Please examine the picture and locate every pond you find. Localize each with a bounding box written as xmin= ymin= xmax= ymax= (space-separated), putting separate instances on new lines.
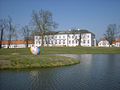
xmin=0 ymin=54 xmax=120 ymax=90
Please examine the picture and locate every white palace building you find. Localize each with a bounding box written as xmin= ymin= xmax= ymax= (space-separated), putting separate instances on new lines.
xmin=34 ymin=30 xmax=96 ymax=47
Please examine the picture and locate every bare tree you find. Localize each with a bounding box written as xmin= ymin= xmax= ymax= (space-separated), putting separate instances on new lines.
xmin=6 ymin=16 xmax=16 ymax=48
xmin=104 ymin=24 xmax=117 ymax=45
xmin=115 ymin=25 xmax=120 ymax=40
xmin=0 ymin=19 xmax=6 ymax=48
xmin=32 ymin=9 xmax=57 ymax=46
xmin=22 ymin=25 xmax=31 ymax=48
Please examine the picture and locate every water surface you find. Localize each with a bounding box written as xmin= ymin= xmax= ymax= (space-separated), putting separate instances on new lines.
xmin=0 ymin=54 xmax=120 ymax=90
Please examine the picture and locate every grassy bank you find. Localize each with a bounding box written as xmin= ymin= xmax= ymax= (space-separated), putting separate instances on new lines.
xmin=0 ymin=54 xmax=79 ymax=69
xmin=44 ymin=47 xmax=120 ymax=54
xmin=0 ymin=46 xmax=120 ymax=69
xmin=0 ymin=47 xmax=81 ymax=69
xmin=0 ymin=47 xmax=120 ymax=55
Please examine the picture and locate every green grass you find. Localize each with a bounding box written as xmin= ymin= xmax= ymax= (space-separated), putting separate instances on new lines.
xmin=0 ymin=46 xmax=120 ymax=69
xmin=0 ymin=47 xmax=81 ymax=69
xmin=43 ymin=47 xmax=120 ymax=54
xmin=0 ymin=55 xmax=79 ymax=69
xmin=0 ymin=47 xmax=120 ymax=55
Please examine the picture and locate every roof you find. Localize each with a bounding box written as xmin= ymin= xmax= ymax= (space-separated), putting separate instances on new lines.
xmin=55 ymin=30 xmax=95 ymax=35
xmin=34 ymin=29 xmax=95 ymax=36
xmin=112 ymin=39 xmax=120 ymax=44
xmin=0 ymin=40 xmax=33 ymax=45
xmin=99 ymin=39 xmax=109 ymax=42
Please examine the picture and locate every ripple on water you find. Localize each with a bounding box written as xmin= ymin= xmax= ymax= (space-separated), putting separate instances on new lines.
xmin=0 ymin=54 xmax=120 ymax=90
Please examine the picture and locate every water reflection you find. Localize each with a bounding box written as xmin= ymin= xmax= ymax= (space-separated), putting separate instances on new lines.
xmin=0 ymin=54 xmax=120 ymax=90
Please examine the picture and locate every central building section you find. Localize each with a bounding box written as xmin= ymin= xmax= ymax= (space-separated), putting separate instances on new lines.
xmin=34 ymin=30 xmax=96 ymax=47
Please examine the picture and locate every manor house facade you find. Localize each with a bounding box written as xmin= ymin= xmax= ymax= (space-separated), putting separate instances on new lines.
xmin=34 ymin=30 xmax=96 ymax=47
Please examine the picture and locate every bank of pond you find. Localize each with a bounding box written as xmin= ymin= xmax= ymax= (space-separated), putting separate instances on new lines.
xmin=0 ymin=55 xmax=80 ymax=70
xmin=0 ymin=47 xmax=120 ymax=70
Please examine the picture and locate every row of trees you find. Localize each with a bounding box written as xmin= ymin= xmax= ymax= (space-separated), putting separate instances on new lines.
xmin=0 ymin=16 xmax=16 ymax=48
xmin=0 ymin=9 xmax=119 ymax=48
xmin=104 ymin=24 xmax=120 ymax=45
xmin=0 ymin=9 xmax=57 ymax=49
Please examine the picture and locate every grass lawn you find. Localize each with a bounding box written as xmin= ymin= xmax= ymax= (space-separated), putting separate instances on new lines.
xmin=43 ymin=46 xmax=120 ymax=54
xmin=0 ymin=46 xmax=120 ymax=55
xmin=0 ymin=54 xmax=79 ymax=69
xmin=0 ymin=46 xmax=120 ymax=69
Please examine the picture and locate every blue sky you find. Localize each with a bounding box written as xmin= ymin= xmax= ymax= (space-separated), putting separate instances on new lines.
xmin=0 ymin=0 xmax=120 ymax=40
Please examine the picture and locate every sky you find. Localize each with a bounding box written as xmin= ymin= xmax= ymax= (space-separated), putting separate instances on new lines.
xmin=0 ymin=0 xmax=120 ymax=40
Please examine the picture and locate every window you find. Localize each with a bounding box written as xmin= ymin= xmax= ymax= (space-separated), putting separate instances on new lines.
xmin=69 ymin=40 xmax=71 ymax=44
xmin=14 ymin=45 xmax=17 ymax=48
xmin=72 ymin=36 xmax=74 ymax=39
xmin=36 ymin=36 xmax=38 ymax=39
xmin=75 ymin=36 xmax=77 ymax=39
xmin=63 ymin=36 xmax=65 ymax=38
xmin=63 ymin=40 xmax=65 ymax=44
xmin=45 ymin=37 xmax=47 ymax=40
xmin=72 ymin=40 xmax=74 ymax=44
xmin=83 ymin=40 xmax=85 ymax=44
xmin=55 ymin=40 xmax=57 ymax=44
xmin=51 ymin=41 xmax=53 ymax=44
xmin=59 ymin=40 xmax=61 ymax=44
xmin=88 ymin=40 xmax=89 ymax=44
xmin=38 ymin=37 xmax=41 ymax=39
xmin=59 ymin=36 xmax=61 ymax=39
xmin=76 ymin=40 xmax=77 ymax=44
xmin=88 ymin=35 xmax=89 ymax=38
xmin=55 ymin=36 xmax=57 ymax=38
xmin=83 ymin=35 xmax=85 ymax=38
xmin=69 ymin=36 xmax=71 ymax=39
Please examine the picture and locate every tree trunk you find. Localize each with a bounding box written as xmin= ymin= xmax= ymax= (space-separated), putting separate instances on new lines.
xmin=41 ymin=33 xmax=44 ymax=47
xmin=26 ymin=40 xmax=28 ymax=48
xmin=7 ymin=40 xmax=11 ymax=48
xmin=67 ymin=33 xmax=69 ymax=46
xmin=7 ymin=33 xmax=12 ymax=48
xmin=78 ymin=33 xmax=81 ymax=46
xmin=0 ymin=29 xmax=4 ymax=49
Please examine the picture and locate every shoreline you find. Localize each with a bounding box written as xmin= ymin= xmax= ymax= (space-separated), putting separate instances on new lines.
xmin=0 ymin=47 xmax=120 ymax=70
xmin=0 ymin=55 xmax=80 ymax=70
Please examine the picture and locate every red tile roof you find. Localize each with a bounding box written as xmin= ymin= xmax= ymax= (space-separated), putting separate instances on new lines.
xmin=0 ymin=40 xmax=33 ymax=45
xmin=112 ymin=39 xmax=120 ymax=44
